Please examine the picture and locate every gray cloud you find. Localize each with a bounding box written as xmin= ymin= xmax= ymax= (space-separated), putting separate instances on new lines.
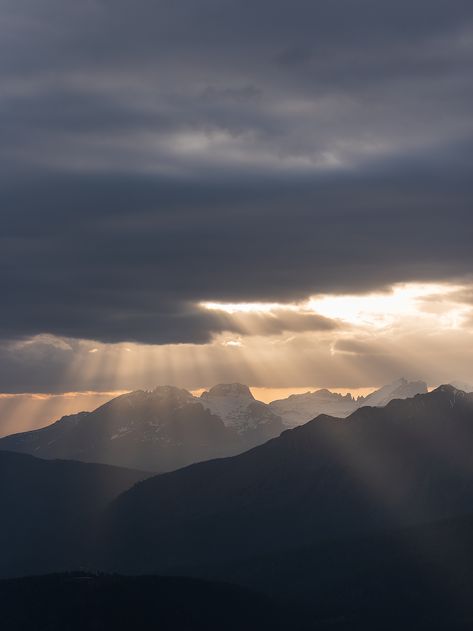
xmin=1 ymin=0 xmax=473 ymax=346
xmin=333 ymin=339 xmax=388 ymax=356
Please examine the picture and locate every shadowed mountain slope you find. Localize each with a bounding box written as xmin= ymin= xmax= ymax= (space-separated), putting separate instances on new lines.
xmin=0 ymin=573 xmax=298 ymax=631
xmin=0 ymin=387 xmax=242 ymax=472
xmin=0 ymin=451 xmax=150 ymax=578
xmin=103 ymin=386 xmax=473 ymax=573
xmin=178 ymin=513 xmax=473 ymax=631
xmin=0 ymin=384 xmax=283 ymax=472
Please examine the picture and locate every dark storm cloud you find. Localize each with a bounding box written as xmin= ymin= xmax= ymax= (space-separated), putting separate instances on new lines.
xmin=1 ymin=0 xmax=473 ymax=344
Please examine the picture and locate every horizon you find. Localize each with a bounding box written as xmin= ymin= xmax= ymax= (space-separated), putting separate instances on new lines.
xmin=0 ymin=378 xmax=460 ymax=439
xmin=1 ymin=2 xmax=473 ymax=442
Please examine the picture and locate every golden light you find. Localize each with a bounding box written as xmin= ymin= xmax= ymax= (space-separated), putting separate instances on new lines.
xmin=201 ymin=282 xmax=471 ymax=331
xmin=201 ymin=301 xmax=294 ymax=314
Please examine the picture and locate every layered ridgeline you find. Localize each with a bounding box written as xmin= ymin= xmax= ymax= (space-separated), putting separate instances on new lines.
xmin=0 ymin=451 xmax=150 ymax=578
xmin=0 ymin=574 xmax=293 ymax=631
xmin=0 ymin=385 xmax=283 ymax=472
xmin=269 ymin=377 xmax=428 ymax=427
xmin=3 ymin=386 xmax=473 ymax=629
xmin=0 ymin=379 xmax=428 ymax=472
xmin=103 ymin=386 xmax=473 ymax=573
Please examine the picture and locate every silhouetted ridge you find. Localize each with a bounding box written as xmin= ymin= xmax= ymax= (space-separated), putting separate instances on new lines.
xmin=102 ymin=387 xmax=473 ymax=574
xmin=0 ymin=573 xmax=294 ymax=631
xmin=0 ymin=451 xmax=150 ymax=578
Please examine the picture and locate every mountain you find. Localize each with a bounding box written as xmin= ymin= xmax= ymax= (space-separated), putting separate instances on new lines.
xmin=0 ymin=384 xmax=283 ymax=472
xmin=200 ymin=383 xmax=284 ymax=446
xmin=269 ymin=389 xmax=356 ymax=428
xmin=0 ymin=387 xmax=242 ymax=472
xmin=0 ymin=451 xmax=150 ymax=578
xmin=359 ymin=377 xmax=428 ymax=408
xmin=451 ymin=380 xmax=473 ymax=393
xmin=182 ymin=513 xmax=473 ymax=630
xmin=0 ymin=573 xmax=297 ymax=631
xmin=269 ymin=378 xmax=428 ymax=427
xmin=102 ymin=386 xmax=473 ymax=574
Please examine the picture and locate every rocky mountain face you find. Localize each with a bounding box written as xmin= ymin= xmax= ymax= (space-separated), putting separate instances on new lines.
xmin=200 ymin=383 xmax=284 ymax=446
xmin=0 ymin=387 xmax=242 ymax=472
xmin=269 ymin=378 xmax=428 ymax=427
xmin=0 ymin=379 xmax=431 ymax=472
xmin=0 ymin=384 xmax=283 ymax=472
xmin=269 ymin=389 xmax=356 ymax=428
xmin=102 ymin=386 xmax=473 ymax=573
xmin=4 ymin=386 xmax=473 ymax=630
xmin=359 ymin=377 xmax=428 ymax=408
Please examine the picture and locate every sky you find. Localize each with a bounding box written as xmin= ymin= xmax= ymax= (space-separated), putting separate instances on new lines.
xmin=1 ymin=1 xmax=473 ymax=433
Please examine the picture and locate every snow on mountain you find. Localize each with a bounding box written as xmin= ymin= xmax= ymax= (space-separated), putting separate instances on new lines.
xmin=0 ymin=386 xmax=241 ymax=472
xmin=0 ymin=379 xmax=432 ymax=470
xmin=0 ymin=384 xmax=284 ymax=471
xmin=200 ymin=383 xmax=284 ymax=445
xmin=359 ymin=378 xmax=428 ymax=408
xmin=269 ymin=390 xmax=356 ymax=428
xmin=269 ymin=378 xmax=429 ymax=428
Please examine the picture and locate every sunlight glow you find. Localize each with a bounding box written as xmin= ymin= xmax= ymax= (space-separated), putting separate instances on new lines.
xmin=201 ymin=282 xmax=471 ymax=330
xmin=306 ymin=283 xmax=467 ymax=328
xmin=201 ymin=301 xmax=293 ymax=314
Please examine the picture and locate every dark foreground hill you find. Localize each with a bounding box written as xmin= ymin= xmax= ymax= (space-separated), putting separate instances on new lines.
xmin=103 ymin=386 xmax=473 ymax=572
xmin=180 ymin=513 xmax=473 ymax=630
xmin=0 ymin=451 xmax=150 ymax=578
xmin=0 ymin=573 xmax=298 ymax=631
xmin=5 ymin=518 xmax=473 ymax=631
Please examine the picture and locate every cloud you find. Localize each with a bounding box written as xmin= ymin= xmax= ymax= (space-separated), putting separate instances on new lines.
xmin=333 ymin=339 xmax=388 ymax=356
xmin=0 ymin=0 xmax=472 ymax=346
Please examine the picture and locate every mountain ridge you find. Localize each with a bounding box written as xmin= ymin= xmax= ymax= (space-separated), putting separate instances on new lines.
xmin=0 ymin=384 xmax=283 ymax=472
xmin=101 ymin=385 xmax=473 ymax=574
xmin=0 ymin=450 xmax=151 ymax=578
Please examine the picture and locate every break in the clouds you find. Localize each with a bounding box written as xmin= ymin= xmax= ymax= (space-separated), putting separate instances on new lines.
xmin=1 ymin=1 xmax=473 ymax=394
xmin=1 ymin=281 xmax=473 ymax=396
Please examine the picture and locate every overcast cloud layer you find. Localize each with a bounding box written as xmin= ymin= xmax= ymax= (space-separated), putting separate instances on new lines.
xmin=2 ymin=0 xmax=473 ymax=349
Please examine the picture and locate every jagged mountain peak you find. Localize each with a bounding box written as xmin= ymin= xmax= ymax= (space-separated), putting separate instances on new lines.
xmin=199 ymin=383 xmax=282 ymax=439
xmin=269 ymin=378 xmax=429 ymax=428
xmin=201 ymin=383 xmax=255 ymax=400
xmin=0 ymin=382 xmax=282 ymax=472
xmin=360 ymin=378 xmax=428 ymax=408
xmin=104 ymin=386 xmax=473 ymax=576
xmin=152 ymin=384 xmax=193 ymax=397
xmin=433 ymin=383 xmax=465 ymax=395
xmin=150 ymin=385 xmax=196 ymax=404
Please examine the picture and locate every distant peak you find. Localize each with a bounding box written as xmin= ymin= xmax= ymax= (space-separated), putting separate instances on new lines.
xmin=151 ymin=385 xmax=194 ymax=399
xmin=433 ymin=384 xmax=464 ymax=395
xmin=394 ymin=377 xmax=408 ymax=385
xmin=202 ymin=383 xmax=254 ymax=399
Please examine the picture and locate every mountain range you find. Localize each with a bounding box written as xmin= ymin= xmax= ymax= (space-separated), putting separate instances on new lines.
xmin=0 ymin=378 xmax=426 ymax=472
xmin=101 ymin=385 xmax=473 ymax=574
xmin=2 ymin=385 xmax=473 ymax=629
xmin=269 ymin=377 xmax=428 ymax=427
